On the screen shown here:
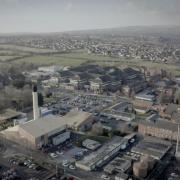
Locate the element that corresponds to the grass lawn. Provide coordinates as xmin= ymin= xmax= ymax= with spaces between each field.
xmin=0 ymin=44 xmax=57 ymax=53
xmin=1 ymin=49 xmax=179 ymax=75
xmin=13 ymin=55 xmax=86 ymax=66
xmin=0 ymin=56 xmax=21 ymax=61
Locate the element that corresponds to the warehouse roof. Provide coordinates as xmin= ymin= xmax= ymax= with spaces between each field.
xmin=19 ymin=115 xmax=66 ymax=138
xmin=76 ymin=136 xmax=126 ymax=169
xmin=63 ymin=109 xmax=92 ymax=128
xmin=19 ymin=109 xmax=92 ymax=138
xmin=132 ymin=136 xmax=172 ymax=160
xmin=104 ymin=157 xmax=131 ymax=174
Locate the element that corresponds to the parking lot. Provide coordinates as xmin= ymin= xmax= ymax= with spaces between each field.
xmin=44 ymin=88 xmax=123 ymax=116
xmin=0 ymin=154 xmax=54 ymax=180
xmin=49 ymin=146 xmax=88 ymax=163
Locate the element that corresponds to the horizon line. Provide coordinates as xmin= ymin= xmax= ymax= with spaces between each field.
xmin=0 ymin=24 xmax=180 ymax=35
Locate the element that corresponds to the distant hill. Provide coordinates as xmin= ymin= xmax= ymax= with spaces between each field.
xmin=68 ymin=25 xmax=180 ymax=36
xmin=66 ymin=25 xmax=180 ymax=43
xmin=1 ymin=25 xmax=180 ymax=40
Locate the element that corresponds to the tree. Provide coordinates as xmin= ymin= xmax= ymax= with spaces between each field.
xmin=0 ymin=85 xmax=33 ymax=111
xmin=158 ymin=91 xmax=172 ymax=104
xmin=174 ymin=89 xmax=180 ymax=104
xmin=12 ymin=79 xmax=25 ymax=89
xmin=12 ymin=74 xmax=26 ymax=89
xmin=91 ymin=122 xmax=103 ymax=136
xmin=21 ymin=85 xmax=33 ymax=107
xmin=38 ymin=93 xmax=44 ymax=106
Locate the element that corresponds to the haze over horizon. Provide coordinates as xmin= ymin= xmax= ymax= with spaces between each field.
xmin=1 ymin=0 xmax=180 ymax=33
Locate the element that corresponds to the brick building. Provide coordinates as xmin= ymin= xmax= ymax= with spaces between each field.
xmin=138 ymin=114 xmax=178 ymax=141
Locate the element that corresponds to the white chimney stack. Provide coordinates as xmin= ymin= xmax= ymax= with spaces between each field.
xmin=32 ymin=85 xmax=40 ymax=120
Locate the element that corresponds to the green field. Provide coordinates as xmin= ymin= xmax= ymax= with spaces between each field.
xmin=10 ymin=51 xmax=180 ymax=75
xmin=0 ymin=48 xmax=27 ymax=62
xmin=0 ymin=44 xmax=57 ymax=53
xmin=13 ymin=54 xmax=86 ymax=66
xmin=0 ymin=45 xmax=179 ymax=75
xmin=0 ymin=55 xmax=21 ymax=61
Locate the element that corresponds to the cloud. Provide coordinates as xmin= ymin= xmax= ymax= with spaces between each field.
xmin=0 ymin=0 xmax=180 ymax=33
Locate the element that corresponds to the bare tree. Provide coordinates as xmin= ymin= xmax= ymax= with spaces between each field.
xmin=174 ymin=89 xmax=180 ymax=104
xmin=91 ymin=122 xmax=103 ymax=136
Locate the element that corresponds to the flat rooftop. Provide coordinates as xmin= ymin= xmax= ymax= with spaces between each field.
xmin=0 ymin=109 xmax=22 ymax=121
xmin=103 ymin=110 xmax=134 ymax=119
xmin=82 ymin=139 xmax=101 ymax=150
xmin=19 ymin=109 xmax=91 ymax=138
xmin=77 ymin=136 xmax=126 ymax=168
xmin=104 ymin=156 xmax=131 ymax=173
xmin=135 ymin=89 xmax=155 ymax=101
xmin=19 ymin=115 xmax=66 ymax=138
xmin=139 ymin=117 xmax=178 ymax=132
xmin=131 ymin=136 xmax=172 ymax=160
xmin=110 ymin=101 xmax=131 ymax=111
xmin=64 ymin=109 xmax=91 ymax=128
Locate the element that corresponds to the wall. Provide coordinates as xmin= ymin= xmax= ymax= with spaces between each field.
xmin=138 ymin=123 xmax=177 ymax=141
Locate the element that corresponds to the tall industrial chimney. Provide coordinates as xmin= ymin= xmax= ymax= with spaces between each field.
xmin=32 ymin=85 xmax=40 ymax=120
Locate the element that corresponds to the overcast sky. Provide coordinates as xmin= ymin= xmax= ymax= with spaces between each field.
xmin=0 ymin=0 xmax=180 ymax=33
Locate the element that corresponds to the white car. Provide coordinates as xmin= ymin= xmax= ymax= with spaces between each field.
xmin=120 ymin=144 xmax=127 ymax=150
xmin=170 ymin=173 xmax=179 ymax=178
xmin=28 ymin=165 xmax=33 ymax=169
xmin=50 ymin=153 xmax=58 ymax=158
xmin=69 ymin=165 xmax=76 ymax=170
xmin=101 ymin=174 xmax=111 ymax=180
xmin=82 ymin=149 xmax=88 ymax=153
xmin=24 ymin=161 xmax=31 ymax=166
xmin=62 ymin=160 xmax=70 ymax=167
xmin=130 ymin=138 xmax=135 ymax=143
xmin=56 ymin=151 xmax=64 ymax=155
xmin=62 ymin=162 xmax=69 ymax=167
xmin=63 ymin=160 xmax=68 ymax=163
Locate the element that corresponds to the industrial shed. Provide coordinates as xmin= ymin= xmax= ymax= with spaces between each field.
xmin=1 ymin=109 xmax=93 ymax=149
xmin=18 ymin=115 xmax=67 ymax=148
xmin=64 ymin=109 xmax=93 ymax=131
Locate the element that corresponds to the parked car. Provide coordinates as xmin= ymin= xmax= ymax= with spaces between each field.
xmin=50 ymin=153 xmax=58 ymax=158
xmin=69 ymin=165 xmax=76 ymax=170
xmin=170 ymin=173 xmax=179 ymax=178
xmin=56 ymin=151 xmax=64 ymax=155
xmin=62 ymin=160 xmax=70 ymax=167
